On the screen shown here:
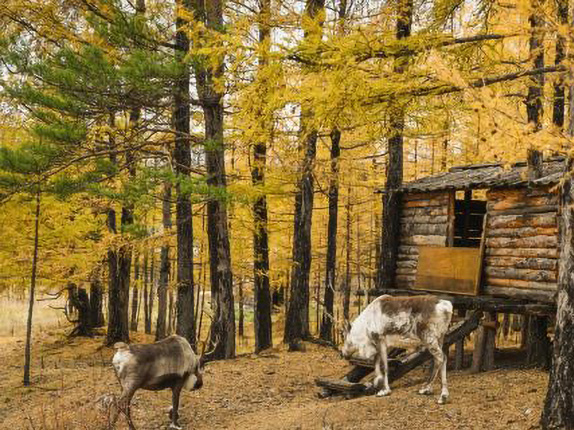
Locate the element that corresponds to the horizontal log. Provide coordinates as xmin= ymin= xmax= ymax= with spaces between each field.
xmin=487 ymin=226 xmax=557 ymax=238
xmin=402 ymin=235 xmax=447 ymax=246
xmin=486 ymin=247 xmax=559 ymax=259
xmin=404 ymin=198 xmax=449 ymax=208
xmin=401 ymin=215 xmax=448 ymax=224
xmin=396 ymin=260 xmax=417 ymax=269
xmin=488 ymin=206 xmax=557 ymax=217
xmin=401 ymin=223 xmax=448 ymax=236
xmin=486 ymin=235 xmax=558 ymax=249
xmin=487 ymin=186 xmax=554 ymax=200
xmin=487 ymin=213 xmax=557 ymax=229
xmin=485 ymin=256 xmax=557 ymax=270
xmin=398 ymin=246 xmax=419 ymax=255
xmin=396 ymin=274 xmax=416 ymax=283
xmin=484 ymin=267 xmax=557 ymax=282
xmin=484 ymin=285 xmax=556 ymax=303
xmin=396 ymin=267 xmax=417 ymax=276
xmin=403 ymin=191 xmax=450 ymax=202
xmin=485 ymin=276 xmax=557 ymax=291
xmin=487 ymin=195 xmax=558 ymax=212
xmin=402 ymin=206 xmax=448 ymax=217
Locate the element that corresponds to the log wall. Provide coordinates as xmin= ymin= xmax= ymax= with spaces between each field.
xmin=396 ymin=191 xmax=450 ymax=288
xmin=483 ymin=186 xmax=559 ymax=301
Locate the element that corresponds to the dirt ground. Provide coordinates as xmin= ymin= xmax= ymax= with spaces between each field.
xmin=0 ymin=329 xmax=548 ymax=430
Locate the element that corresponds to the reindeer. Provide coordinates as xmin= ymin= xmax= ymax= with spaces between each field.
xmin=341 ymin=295 xmax=453 ymax=404
xmin=109 ymin=334 xmax=215 ymax=429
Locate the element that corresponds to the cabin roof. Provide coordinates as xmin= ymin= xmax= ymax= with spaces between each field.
xmin=398 ymin=157 xmax=565 ymax=193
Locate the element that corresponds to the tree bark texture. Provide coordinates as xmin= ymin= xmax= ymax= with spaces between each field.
xmin=284 ymin=0 xmax=325 ymax=346
xmin=320 ymin=128 xmax=341 ymax=341
xmin=23 ymin=190 xmax=40 ymax=386
xmin=251 ymin=0 xmax=273 ymax=354
xmin=541 ymin=160 xmax=574 ymax=428
xmin=376 ymin=0 xmax=411 ymax=291
xmin=174 ymin=0 xmax=196 ymax=347
xmin=156 ymin=182 xmax=171 ymax=340
xmin=193 ymin=0 xmax=235 ymax=359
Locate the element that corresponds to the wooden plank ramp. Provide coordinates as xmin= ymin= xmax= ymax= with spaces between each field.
xmin=316 ymin=310 xmax=482 ymax=398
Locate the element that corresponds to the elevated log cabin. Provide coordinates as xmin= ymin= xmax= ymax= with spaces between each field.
xmin=383 ymin=156 xmax=564 ymax=304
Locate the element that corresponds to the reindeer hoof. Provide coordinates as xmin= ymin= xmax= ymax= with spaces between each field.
xmin=169 ymin=424 xmax=182 ymax=430
xmin=438 ymin=394 xmax=449 ymax=405
xmin=418 ymin=387 xmax=433 ymax=395
xmin=376 ymin=388 xmax=391 ymax=397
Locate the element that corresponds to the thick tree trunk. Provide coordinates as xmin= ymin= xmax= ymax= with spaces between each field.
xmin=553 ymin=0 xmax=567 ymax=130
xmin=23 ymin=190 xmax=40 ymax=386
xmin=193 ymin=0 xmax=235 ymax=359
xmin=251 ymin=0 xmax=273 ymax=353
xmin=284 ymin=0 xmax=325 ymax=347
xmin=320 ymin=129 xmax=341 ymax=342
xmin=156 ymin=182 xmax=171 ymax=340
xmin=541 ymin=159 xmax=574 ymax=428
xmin=376 ymin=0 xmax=411 ymax=290
xmin=173 ymin=0 xmax=196 ymax=347
xmin=89 ymin=266 xmax=105 ymax=328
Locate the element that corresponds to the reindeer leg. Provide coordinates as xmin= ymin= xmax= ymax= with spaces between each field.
xmin=169 ymin=383 xmax=183 ymax=429
xmin=419 ymin=341 xmax=444 ymax=400
xmin=375 ymin=338 xmax=391 ymax=397
xmin=110 ymin=384 xmax=137 ymax=430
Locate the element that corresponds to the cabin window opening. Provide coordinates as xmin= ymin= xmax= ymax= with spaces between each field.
xmin=453 ymin=189 xmax=486 ymax=248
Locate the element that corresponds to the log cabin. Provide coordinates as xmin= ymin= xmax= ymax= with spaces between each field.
xmin=378 ymin=156 xmax=564 ymax=305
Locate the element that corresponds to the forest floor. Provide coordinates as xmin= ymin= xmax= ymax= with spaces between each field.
xmin=0 ymin=327 xmax=548 ymax=430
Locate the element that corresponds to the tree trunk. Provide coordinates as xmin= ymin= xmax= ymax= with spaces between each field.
xmin=343 ymin=187 xmax=352 ymax=320
xmin=320 ymin=111 xmax=342 ymax=340
xmin=376 ymin=0 xmax=412 ymax=291
xmin=173 ymin=0 xmax=196 ymax=347
xmin=193 ymin=0 xmax=235 ymax=359
xmin=23 ymin=189 xmax=40 ymax=386
xmin=156 ymin=182 xmax=171 ymax=340
xmin=143 ymin=252 xmax=151 ymax=334
xmin=89 ymin=266 xmax=105 ymax=328
xmin=284 ymin=0 xmax=325 ymax=347
xmin=251 ymin=0 xmax=273 ymax=353
xmin=553 ymin=0 xmax=568 ymax=130
xmin=541 ymin=159 xmax=574 ymax=428
xmin=130 ymin=254 xmax=139 ymax=331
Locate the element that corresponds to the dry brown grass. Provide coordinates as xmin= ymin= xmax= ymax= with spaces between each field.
xmin=0 ymin=324 xmax=548 ymax=430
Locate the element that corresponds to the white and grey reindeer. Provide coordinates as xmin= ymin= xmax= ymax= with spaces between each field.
xmin=109 ymin=334 xmax=214 ymax=429
xmin=341 ymin=295 xmax=453 ymax=404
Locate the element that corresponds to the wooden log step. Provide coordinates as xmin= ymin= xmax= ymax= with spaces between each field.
xmin=486 ymin=247 xmax=558 ymax=259
xmin=315 ymin=378 xmax=369 ymax=395
xmin=485 ymin=276 xmax=557 ymax=291
xmin=487 ymin=213 xmax=557 ymax=229
xmin=485 ymin=256 xmax=557 ymax=270
xmin=484 ymin=267 xmax=557 ymax=282
xmin=486 ymin=236 xmax=557 ymax=249
xmin=487 ymin=226 xmax=557 ymax=238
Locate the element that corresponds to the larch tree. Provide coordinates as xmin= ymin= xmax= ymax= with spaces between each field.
xmin=284 ymin=0 xmax=326 ymax=347
xmin=191 ymin=0 xmax=235 ymax=359
xmin=251 ymin=0 xmax=273 ymax=353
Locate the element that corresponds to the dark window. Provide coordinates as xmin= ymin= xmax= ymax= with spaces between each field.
xmin=453 ymin=190 xmax=486 ymax=248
